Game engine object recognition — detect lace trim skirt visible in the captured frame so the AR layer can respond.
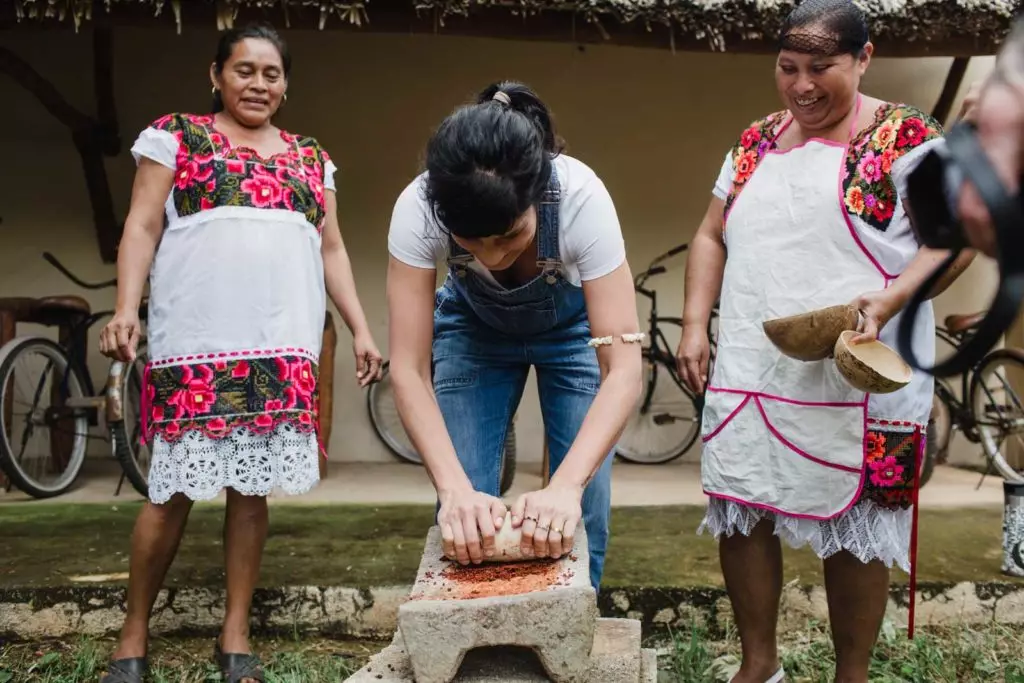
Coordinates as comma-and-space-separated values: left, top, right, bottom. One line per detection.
698, 496, 913, 573
148, 422, 320, 504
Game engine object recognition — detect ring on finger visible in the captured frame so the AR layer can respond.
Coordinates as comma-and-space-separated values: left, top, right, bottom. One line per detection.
536, 525, 549, 533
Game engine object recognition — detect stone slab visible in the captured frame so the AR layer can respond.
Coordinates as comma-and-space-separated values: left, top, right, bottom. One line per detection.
345, 618, 647, 683
640, 648, 657, 683
398, 525, 596, 683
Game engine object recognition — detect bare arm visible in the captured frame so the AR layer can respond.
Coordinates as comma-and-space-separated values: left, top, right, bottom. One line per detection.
547, 262, 644, 492
117, 159, 172, 313
682, 196, 727, 328
676, 196, 727, 393
386, 257, 473, 494
321, 191, 373, 338
100, 158, 172, 362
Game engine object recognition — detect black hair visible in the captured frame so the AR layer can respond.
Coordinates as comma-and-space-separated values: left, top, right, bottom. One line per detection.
423, 81, 564, 240
779, 0, 869, 57
211, 22, 291, 113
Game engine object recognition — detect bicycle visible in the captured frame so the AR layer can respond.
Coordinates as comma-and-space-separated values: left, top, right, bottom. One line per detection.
0, 252, 150, 499
367, 360, 517, 495
927, 311, 1024, 484
616, 243, 719, 464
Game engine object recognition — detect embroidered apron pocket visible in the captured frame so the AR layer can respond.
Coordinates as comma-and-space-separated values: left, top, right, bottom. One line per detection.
857, 428, 921, 510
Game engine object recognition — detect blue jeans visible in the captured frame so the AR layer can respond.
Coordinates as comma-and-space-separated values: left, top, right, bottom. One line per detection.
432, 291, 613, 589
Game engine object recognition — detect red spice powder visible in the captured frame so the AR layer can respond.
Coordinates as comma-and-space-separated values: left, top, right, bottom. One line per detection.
439, 560, 561, 599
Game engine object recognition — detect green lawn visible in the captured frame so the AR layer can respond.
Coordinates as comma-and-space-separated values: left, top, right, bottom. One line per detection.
1, 621, 1023, 682
0, 504, 1009, 588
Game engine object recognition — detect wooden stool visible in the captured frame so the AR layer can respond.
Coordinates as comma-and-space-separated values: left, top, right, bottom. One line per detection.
318, 311, 338, 479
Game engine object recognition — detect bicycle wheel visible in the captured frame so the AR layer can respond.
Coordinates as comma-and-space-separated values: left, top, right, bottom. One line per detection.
0, 336, 89, 498
616, 356, 702, 464
918, 418, 937, 489
109, 341, 151, 498
929, 382, 953, 465
970, 349, 1024, 482
367, 361, 517, 494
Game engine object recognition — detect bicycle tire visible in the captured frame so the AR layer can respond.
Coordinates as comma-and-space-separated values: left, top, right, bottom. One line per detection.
969, 348, 1024, 482
109, 341, 150, 498
616, 358, 702, 464
919, 418, 937, 489
367, 360, 517, 494
0, 336, 89, 498
930, 382, 954, 465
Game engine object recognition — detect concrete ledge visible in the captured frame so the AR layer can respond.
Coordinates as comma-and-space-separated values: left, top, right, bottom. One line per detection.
1, 581, 1022, 641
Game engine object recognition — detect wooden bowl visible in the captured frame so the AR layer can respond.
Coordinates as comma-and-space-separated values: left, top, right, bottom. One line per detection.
833, 330, 912, 394
762, 304, 860, 362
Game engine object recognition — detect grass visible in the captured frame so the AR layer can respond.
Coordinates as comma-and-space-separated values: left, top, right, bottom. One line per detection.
1, 622, 1022, 682
0, 504, 1009, 589
661, 619, 1024, 682
0, 636, 373, 682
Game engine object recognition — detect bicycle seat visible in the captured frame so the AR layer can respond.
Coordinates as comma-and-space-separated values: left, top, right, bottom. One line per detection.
944, 311, 985, 334
0, 296, 91, 327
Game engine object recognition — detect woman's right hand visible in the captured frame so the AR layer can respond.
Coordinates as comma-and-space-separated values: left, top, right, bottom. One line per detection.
438, 487, 509, 565
100, 310, 142, 362
676, 322, 711, 395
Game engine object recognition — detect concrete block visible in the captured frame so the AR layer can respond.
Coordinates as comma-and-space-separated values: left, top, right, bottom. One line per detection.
640, 649, 657, 683
398, 525, 597, 683
345, 618, 646, 683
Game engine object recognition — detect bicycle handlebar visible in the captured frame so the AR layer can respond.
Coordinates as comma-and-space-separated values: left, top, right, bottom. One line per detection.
43, 252, 117, 290
666, 244, 689, 257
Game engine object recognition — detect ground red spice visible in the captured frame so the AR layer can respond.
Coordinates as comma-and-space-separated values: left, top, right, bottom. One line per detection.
438, 559, 561, 599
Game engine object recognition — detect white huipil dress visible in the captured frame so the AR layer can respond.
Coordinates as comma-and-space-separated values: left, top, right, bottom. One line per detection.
698, 101, 942, 573
129, 113, 335, 504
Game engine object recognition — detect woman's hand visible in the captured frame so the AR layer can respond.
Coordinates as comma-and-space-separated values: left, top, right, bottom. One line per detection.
352, 330, 383, 388
848, 289, 903, 344
99, 310, 142, 362
676, 322, 711, 394
438, 487, 509, 565
510, 483, 583, 560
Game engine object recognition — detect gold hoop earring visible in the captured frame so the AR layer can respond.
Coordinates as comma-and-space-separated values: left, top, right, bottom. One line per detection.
282, 92, 288, 104
211, 86, 218, 96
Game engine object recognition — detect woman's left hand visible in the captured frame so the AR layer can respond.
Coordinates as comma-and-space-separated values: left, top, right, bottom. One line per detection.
353, 331, 383, 388
510, 483, 584, 560
848, 289, 904, 344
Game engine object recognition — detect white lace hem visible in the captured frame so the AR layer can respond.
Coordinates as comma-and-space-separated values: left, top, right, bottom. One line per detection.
148, 422, 320, 504
698, 496, 913, 573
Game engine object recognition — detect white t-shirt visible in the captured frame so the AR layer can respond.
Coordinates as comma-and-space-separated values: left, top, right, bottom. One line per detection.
387, 154, 626, 287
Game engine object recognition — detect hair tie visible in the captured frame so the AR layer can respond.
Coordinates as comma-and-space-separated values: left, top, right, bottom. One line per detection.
492, 91, 511, 106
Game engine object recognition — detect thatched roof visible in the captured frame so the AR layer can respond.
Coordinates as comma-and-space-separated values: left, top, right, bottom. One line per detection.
8, 0, 1022, 55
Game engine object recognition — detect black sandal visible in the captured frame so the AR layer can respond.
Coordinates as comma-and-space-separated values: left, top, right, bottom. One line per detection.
99, 657, 148, 683
213, 641, 265, 683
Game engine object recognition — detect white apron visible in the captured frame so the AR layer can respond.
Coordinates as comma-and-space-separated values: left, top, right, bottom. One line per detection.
701, 107, 932, 521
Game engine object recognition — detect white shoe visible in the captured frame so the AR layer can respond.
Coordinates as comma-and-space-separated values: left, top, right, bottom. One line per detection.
730, 669, 785, 683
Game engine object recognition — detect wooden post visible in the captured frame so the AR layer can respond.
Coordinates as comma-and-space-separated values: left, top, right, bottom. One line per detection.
317, 311, 338, 479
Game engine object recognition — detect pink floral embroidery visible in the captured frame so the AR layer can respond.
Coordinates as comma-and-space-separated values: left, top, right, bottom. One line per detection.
869, 455, 905, 487
857, 151, 883, 183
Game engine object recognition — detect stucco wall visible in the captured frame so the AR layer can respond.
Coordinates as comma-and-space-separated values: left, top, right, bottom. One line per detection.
0, 27, 998, 466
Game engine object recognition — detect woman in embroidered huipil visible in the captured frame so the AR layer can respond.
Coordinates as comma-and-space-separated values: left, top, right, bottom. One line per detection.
678, 2, 974, 682
97, 23, 381, 683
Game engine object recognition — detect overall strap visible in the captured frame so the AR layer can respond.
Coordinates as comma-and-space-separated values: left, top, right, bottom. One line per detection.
535, 163, 563, 281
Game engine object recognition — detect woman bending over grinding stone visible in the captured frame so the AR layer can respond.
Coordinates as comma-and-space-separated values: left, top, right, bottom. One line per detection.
386, 81, 643, 589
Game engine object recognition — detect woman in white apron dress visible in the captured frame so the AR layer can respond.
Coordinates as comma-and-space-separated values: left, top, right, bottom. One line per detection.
678, 3, 975, 682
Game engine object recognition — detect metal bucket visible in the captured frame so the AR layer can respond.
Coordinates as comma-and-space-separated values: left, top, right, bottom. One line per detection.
1003, 480, 1024, 577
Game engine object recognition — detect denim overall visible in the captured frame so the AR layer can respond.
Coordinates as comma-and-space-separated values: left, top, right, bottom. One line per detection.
431, 167, 613, 588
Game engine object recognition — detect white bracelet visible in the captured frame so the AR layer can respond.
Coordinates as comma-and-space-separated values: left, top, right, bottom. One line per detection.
587, 333, 646, 348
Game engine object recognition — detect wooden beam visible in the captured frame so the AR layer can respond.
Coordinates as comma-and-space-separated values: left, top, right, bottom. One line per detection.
932, 57, 971, 125
0, 28, 122, 263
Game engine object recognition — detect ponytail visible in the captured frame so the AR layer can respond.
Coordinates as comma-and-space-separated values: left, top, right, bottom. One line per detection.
476, 81, 564, 155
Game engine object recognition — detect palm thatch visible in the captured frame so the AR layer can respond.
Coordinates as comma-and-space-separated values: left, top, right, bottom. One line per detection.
8, 0, 1022, 54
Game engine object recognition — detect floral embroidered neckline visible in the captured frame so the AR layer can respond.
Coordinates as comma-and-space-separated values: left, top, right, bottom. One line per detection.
765, 102, 891, 152
204, 116, 298, 164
